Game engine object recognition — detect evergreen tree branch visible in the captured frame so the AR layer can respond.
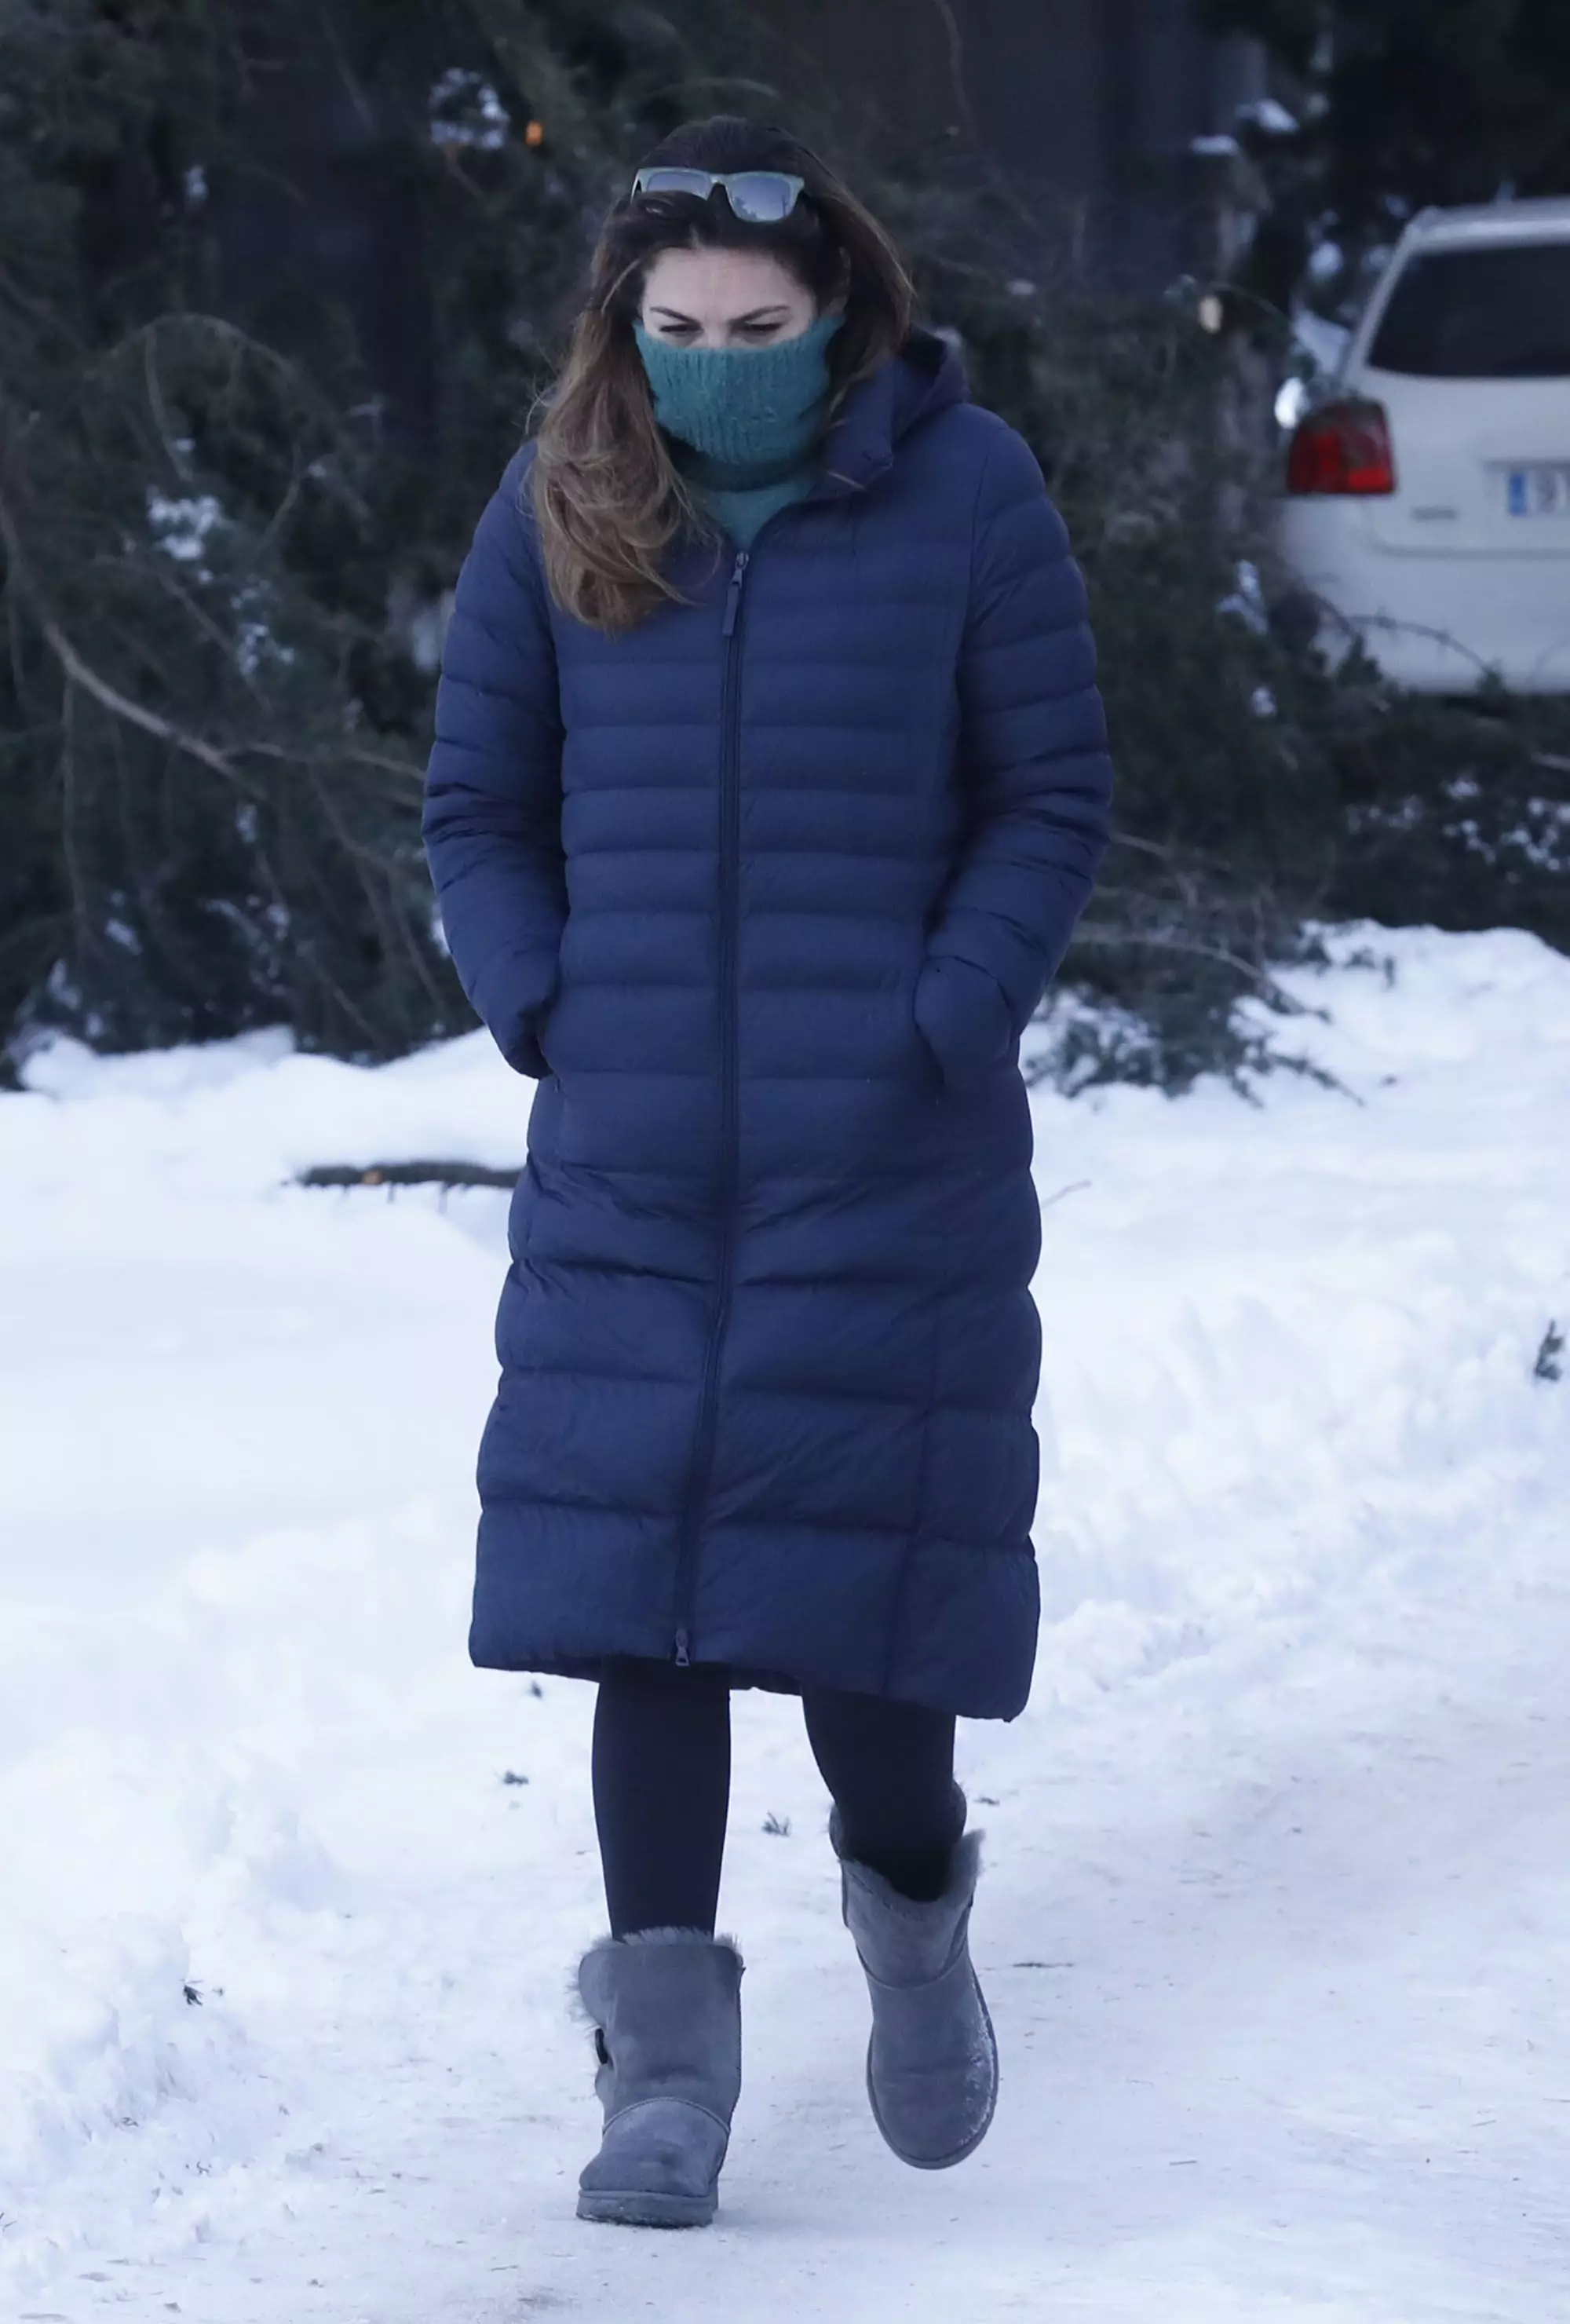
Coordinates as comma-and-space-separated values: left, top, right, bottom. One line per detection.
1073, 915, 1314, 1016
0, 473, 259, 791
237, 740, 425, 793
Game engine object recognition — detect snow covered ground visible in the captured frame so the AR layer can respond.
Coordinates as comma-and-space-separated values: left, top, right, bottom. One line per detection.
3, 923, 1568, 2322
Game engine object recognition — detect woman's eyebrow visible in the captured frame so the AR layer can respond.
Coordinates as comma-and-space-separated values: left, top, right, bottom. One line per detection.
647, 304, 792, 326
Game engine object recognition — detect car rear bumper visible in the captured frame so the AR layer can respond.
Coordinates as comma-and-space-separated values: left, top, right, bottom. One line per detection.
1278, 502, 1570, 692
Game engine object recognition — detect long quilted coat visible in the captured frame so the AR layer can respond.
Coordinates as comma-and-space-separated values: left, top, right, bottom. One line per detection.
423, 330, 1112, 1719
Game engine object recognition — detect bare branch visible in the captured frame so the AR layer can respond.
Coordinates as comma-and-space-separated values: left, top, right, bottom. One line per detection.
132, 558, 267, 696
0, 473, 257, 791
930, 0, 983, 148
142, 328, 193, 481
1072, 919, 1313, 1015
237, 739, 425, 795
298, 1159, 518, 1192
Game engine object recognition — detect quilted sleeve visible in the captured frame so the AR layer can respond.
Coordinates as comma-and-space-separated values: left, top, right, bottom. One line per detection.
915, 426, 1113, 1083
422, 451, 568, 1079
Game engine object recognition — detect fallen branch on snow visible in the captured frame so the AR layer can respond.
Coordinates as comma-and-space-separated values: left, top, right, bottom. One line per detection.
296, 1160, 520, 1192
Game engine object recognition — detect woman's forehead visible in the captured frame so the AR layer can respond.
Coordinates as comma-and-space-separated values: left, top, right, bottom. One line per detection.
640, 245, 806, 316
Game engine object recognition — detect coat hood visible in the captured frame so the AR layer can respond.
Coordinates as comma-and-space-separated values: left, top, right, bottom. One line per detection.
817, 327, 969, 499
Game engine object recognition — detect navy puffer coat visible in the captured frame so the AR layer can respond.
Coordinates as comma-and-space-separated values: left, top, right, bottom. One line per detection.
423, 331, 1112, 1719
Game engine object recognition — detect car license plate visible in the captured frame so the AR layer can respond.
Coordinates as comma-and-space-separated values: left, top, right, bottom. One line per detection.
1507, 464, 1570, 517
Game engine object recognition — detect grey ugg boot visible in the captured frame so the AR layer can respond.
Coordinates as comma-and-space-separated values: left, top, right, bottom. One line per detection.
832, 1800, 998, 2169
575, 1930, 743, 2227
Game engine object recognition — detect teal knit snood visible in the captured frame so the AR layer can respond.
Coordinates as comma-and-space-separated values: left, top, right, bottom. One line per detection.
633, 312, 842, 467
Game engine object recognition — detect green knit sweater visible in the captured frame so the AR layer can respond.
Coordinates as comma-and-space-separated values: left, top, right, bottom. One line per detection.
678, 444, 819, 548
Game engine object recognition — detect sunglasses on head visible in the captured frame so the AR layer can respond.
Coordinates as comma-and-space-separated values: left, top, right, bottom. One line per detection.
629, 167, 807, 225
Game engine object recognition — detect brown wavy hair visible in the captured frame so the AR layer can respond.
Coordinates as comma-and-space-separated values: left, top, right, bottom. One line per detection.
531, 116, 915, 634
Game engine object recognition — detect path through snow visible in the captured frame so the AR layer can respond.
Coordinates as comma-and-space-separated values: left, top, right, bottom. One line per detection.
2, 926, 1568, 2321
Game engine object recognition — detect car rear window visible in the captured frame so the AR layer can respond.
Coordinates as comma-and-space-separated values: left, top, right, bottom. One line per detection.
1369, 242, 1570, 378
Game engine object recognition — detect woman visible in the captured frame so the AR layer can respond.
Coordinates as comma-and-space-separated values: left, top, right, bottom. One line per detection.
423, 115, 1112, 2229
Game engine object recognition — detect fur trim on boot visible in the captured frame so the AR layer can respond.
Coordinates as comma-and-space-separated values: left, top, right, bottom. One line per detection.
575, 1930, 743, 2228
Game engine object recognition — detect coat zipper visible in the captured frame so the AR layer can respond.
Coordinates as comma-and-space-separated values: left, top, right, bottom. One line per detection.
673, 546, 750, 1665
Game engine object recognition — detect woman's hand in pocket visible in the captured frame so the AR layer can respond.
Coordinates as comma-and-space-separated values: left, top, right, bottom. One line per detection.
913, 954, 1014, 1091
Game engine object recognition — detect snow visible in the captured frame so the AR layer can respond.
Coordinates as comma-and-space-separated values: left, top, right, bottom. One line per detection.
3, 925, 1569, 2319
1237, 97, 1300, 140
1278, 307, 1356, 429
1218, 559, 1269, 635
429, 69, 511, 152
1274, 373, 1312, 431
146, 492, 223, 571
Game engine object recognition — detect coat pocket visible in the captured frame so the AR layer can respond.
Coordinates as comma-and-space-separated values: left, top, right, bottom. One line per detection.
913, 954, 1014, 1091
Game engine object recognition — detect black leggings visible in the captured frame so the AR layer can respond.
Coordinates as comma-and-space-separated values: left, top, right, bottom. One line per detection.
592, 1657, 962, 1936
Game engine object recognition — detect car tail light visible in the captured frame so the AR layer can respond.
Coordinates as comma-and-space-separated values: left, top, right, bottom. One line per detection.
1287, 400, 1397, 496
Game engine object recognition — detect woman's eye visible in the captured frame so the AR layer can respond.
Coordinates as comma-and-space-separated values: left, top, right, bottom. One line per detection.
738, 323, 781, 342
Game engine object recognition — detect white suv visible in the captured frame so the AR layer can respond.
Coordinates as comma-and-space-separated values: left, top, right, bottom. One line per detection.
1279, 198, 1570, 693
